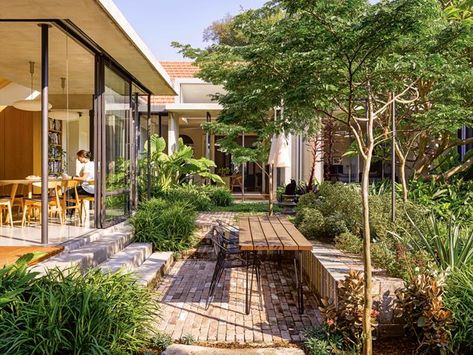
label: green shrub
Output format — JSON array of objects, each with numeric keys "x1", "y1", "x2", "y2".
[
  {"x1": 316, "y1": 183, "x2": 362, "y2": 233},
  {"x1": 149, "y1": 332, "x2": 173, "y2": 351},
  {"x1": 296, "y1": 192, "x2": 319, "y2": 211},
  {"x1": 132, "y1": 198, "x2": 197, "y2": 251},
  {"x1": 201, "y1": 185, "x2": 234, "y2": 207},
  {"x1": 323, "y1": 213, "x2": 349, "y2": 238},
  {"x1": 156, "y1": 185, "x2": 212, "y2": 211},
  {"x1": 444, "y1": 265, "x2": 473, "y2": 351},
  {"x1": 395, "y1": 273, "x2": 453, "y2": 353},
  {"x1": 0, "y1": 267, "x2": 157, "y2": 354},
  {"x1": 304, "y1": 324, "x2": 343, "y2": 355},
  {"x1": 335, "y1": 232, "x2": 362, "y2": 254},
  {"x1": 296, "y1": 208, "x2": 325, "y2": 240}
]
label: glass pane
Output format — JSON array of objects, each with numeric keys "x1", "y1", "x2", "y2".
[{"x1": 104, "y1": 66, "x2": 130, "y2": 222}]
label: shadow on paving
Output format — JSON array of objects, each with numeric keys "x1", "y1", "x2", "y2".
[{"x1": 155, "y1": 257, "x2": 321, "y2": 344}]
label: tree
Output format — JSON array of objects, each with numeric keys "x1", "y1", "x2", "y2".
[{"x1": 175, "y1": 1, "x2": 464, "y2": 353}]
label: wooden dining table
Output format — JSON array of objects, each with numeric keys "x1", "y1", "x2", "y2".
[
  {"x1": 238, "y1": 215, "x2": 313, "y2": 314},
  {"x1": 0, "y1": 178, "x2": 63, "y2": 200}
]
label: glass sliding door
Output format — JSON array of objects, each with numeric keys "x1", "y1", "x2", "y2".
[{"x1": 103, "y1": 65, "x2": 131, "y2": 223}]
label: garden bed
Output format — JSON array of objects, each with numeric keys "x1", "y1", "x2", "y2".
[{"x1": 302, "y1": 241, "x2": 404, "y2": 338}]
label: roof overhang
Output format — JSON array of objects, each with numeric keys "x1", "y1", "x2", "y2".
[
  {"x1": 165, "y1": 103, "x2": 222, "y2": 117},
  {"x1": 0, "y1": 0, "x2": 176, "y2": 95}
]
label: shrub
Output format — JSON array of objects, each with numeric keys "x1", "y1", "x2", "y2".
[
  {"x1": 323, "y1": 212, "x2": 349, "y2": 238},
  {"x1": 156, "y1": 185, "x2": 212, "y2": 211},
  {"x1": 335, "y1": 232, "x2": 362, "y2": 254},
  {"x1": 0, "y1": 266, "x2": 157, "y2": 354},
  {"x1": 316, "y1": 183, "x2": 362, "y2": 233},
  {"x1": 444, "y1": 265, "x2": 473, "y2": 351},
  {"x1": 319, "y1": 270, "x2": 378, "y2": 352},
  {"x1": 395, "y1": 273, "x2": 453, "y2": 353},
  {"x1": 209, "y1": 202, "x2": 281, "y2": 214},
  {"x1": 132, "y1": 198, "x2": 197, "y2": 251},
  {"x1": 391, "y1": 214, "x2": 473, "y2": 272},
  {"x1": 201, "y1": 185, "x2": 234, "y2": 207},
  {"x1": 304, "y1": 324, "x2": 344, "y2": 355},
  {"x1": 296, "y1": 192, "x2": 319, "y2": 211},
  {"x1": 149, "y1": 332, "x2": 173, "y2": 351},
  {"x1": 295, "y1": 208, "x2": 325, "y2": 240}
]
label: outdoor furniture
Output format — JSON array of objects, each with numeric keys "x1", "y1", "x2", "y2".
[
  {"x1": 230, "y1": 175, "x2": 243, "y2": 192},
  {"x1": 206, "y1": 224, "x2": 261, "y2": 309},
  {"x1": 239, "y1": 215, "x2": 312, "y2": 314}
]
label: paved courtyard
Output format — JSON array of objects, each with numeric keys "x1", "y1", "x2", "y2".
[{"x1": 155, "y1": 257, "x2": 322, "y2": 344}]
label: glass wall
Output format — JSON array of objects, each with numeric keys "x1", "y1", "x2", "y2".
[
  {"x1": 0, "y1": 22, "x2": 96, "y2": 244},
  {"x1": 103, "y1": 65, "x2": 131, "y2": 223}
]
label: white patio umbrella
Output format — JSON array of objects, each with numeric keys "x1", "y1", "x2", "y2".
[{"x1": 267, "y1": 134, "x2": 291, "y2": 215}]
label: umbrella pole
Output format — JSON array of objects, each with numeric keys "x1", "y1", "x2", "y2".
[{"x1": 268, "y1": 163, "x2": 273, "y2": 216}]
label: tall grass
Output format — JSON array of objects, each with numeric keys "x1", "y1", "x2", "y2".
[
  {"x1": 0, "y1": 264, "x2": 158, "y2": 354},
  {"x1": 132, "y1": 198, "x2": 197, "y2": 251}
]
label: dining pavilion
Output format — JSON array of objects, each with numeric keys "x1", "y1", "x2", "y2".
[{"x1": 0, "y1": 0, "x2": 175, "y2": 246}]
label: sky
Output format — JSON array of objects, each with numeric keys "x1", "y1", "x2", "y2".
[{"x1": 113, "y1": 0, "x2": 267, "y2": 61}]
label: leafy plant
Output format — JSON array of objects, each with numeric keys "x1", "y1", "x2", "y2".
[
  {"x1": 392, "y1": 213, "x2": 473, "y2": 272},
  {"x1": 395, "y1": 273, "x2": 453, "y2": 353},
  {"x1": 0, "y1": 254, "x2": 38, "y2": 309},
  {"x1": 319, "y1": 270, "x2": 378, "y2": 352},
  {"x1": 209, "y1": 201, "x2": 282, "y2": 214},
  {"x1": 149, "y1": 332, "x2": 173, "y2": 351},
  {"x1": 409, "y1": 178, "x2": 473, "y2": 224},
  {"x1": 304, "y1": 324, "x2": 344, "y2": 355},
  {"x1": 294, "y1": 208, "x2": 325, "y2": 240},
  {"x1": 156, "y1": 185, "x2": 212, "y2": 211},
  {"x1": 0, "y1": 267, "x2": 157, "y2": 354},
  {"x1": 132, "y1": 198, "x2": 197, "y2": 251},
  {"x1": 139, "y1": 135, "x2": 224, "y2": 194},
  {"x1": 201, "y1": 185, "x2": 234, "y2": 207},
  {"x1": 335, "y1": 232, "x2": 363, "y2": 255},
  {"x1": 179, "y1": 334, "x2": 196, "y2": 345},
  {"x1": 443, "y1": 264, "x2": 473, "y2": 352}
]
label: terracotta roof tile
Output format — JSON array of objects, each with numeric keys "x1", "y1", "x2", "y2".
[{"x1": 160, "y1": 61, "x2": 200, "y2": 79}]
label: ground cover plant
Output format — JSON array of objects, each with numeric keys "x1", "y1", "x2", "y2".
[
  {"x1": 0, "y1": 256, "x2": 158, "y2": 354},
  {"x1": 444, "y1": 265, "x2": 473, "y2": 352},
  {"x1": 131, "y1": 198, "x2": 197, "y2": 251}
]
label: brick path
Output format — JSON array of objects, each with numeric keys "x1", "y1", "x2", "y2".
[{"x1": 155, "y1": 258, "x2": 321, "y2": 344}]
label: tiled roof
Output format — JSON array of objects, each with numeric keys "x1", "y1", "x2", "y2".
[
  {"x1": 160, "y1": 61, "x2": 200, "y2": 79},
  {"x1": 150, "y1": 95, "x2": 175, "y2": 105},
  {"x1": 151, "y1": 61, "x2": 201, "y2": 105}
]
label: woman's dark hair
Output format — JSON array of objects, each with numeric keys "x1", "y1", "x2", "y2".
[{"x1": 77, "y1": 150, "x2": 92, "y2": 160}]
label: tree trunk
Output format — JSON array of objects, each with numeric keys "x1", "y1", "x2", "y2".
[
  {"x1": 361, "y1": 150, "x2": 373, "y2": 355},
  {"x1": 399, "y1": 157, "x2": 408, "y2": 202}
]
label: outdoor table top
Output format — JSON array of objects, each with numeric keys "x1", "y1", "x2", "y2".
[{"x1": 238, "y1": 215, "x2": 313, "y2": 251}]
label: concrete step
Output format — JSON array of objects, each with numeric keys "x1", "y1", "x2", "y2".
[
  {"x1": 133, "y1": 251, "x2": 174, "y2": 288},
  {"x1": 98, "y1": 243, "x2": 152, "y2": 273},
  {"x1": 33, "y1": 229, "x2": 133, "y2": 275}
]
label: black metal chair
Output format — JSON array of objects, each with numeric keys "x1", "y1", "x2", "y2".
[{"x1": 206, "y1": 224, "x2": 261, "y2": 310}]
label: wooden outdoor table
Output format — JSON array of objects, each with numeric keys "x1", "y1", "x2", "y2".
[{"x1": 238, "y1": 215, "x2": 312, "y2": 314}]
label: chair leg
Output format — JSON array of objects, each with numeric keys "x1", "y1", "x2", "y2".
[
  {"x1": 7, "y1": 203, "x2": 13, "y2": 227},
  {"x1": 22, "y1": 205, "x2": 28, "y2": 227}
]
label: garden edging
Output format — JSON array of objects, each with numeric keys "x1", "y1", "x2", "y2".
[{"x1": 302, "y1": 241, "x2": 404, "y2": 338}]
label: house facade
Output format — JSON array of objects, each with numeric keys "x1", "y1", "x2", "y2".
[{"x1": 0, "y1": 0, "x2": 174, "y2": 244}]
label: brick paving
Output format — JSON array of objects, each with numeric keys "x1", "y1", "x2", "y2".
[{"x1": 155, "y1": 257, "x2": 322, "y2": 344}]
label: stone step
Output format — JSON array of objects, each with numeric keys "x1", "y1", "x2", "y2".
[
  {"x1": 133, "y1": 251, "x2": 174, "y2": 288},
  {"x1": 98, "y1": 243, "x2": 152, "y2": 273},
  {"x1": 32, "y1": 229, "x2": 133, "y2": 275}
]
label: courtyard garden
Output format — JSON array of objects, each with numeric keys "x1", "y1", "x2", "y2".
[{"x1": 1, "y1": 0, "x2": 472, "y2": 354}]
